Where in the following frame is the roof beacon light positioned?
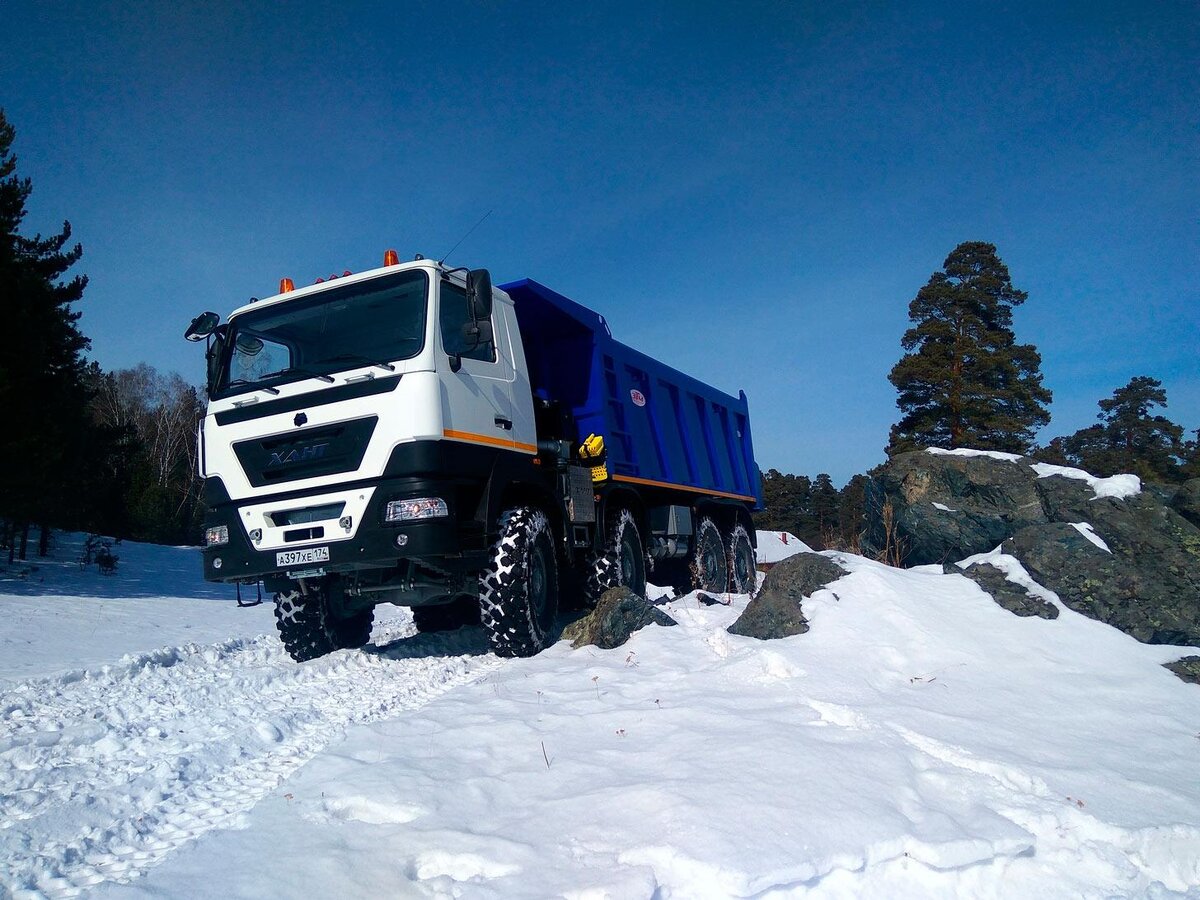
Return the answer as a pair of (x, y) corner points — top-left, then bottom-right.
(384, 249), (399, 267)
(279, 277), (295, 293)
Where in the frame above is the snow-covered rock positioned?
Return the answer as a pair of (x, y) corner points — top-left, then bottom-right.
(728, 551), (845, 639)
(561, 585), (676, 649)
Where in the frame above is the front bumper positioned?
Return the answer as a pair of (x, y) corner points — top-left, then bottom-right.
(201, 475), (468, 583)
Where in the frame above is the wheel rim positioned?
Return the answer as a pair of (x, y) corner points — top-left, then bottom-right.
(700, 526), (727, 591)
(734, 537), (754, 588)
(621, 533), (638, 586)
(703, 541), (722, 584)
(530, 537), (554, 632)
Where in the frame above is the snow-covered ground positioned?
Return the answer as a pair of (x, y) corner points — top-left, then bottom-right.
(755, 530), (813, 564)
(2, 534), (1199, 898)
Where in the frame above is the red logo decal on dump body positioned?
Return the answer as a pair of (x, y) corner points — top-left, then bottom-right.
(630, 389), (646, 407)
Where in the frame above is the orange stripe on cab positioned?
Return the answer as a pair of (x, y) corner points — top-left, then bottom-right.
(443, 429), (537, 454)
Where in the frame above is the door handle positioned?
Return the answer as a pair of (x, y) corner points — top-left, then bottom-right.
(494, 416), (513, 430)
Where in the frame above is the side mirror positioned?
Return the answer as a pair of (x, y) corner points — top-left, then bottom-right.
(466, 269), (493, 320)
(185, 311), (220, 342)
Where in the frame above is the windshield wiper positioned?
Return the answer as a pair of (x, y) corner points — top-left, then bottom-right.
(321, 354), (396, 372)
(226, 379), (280, 395)
(257, 367), (336, 383)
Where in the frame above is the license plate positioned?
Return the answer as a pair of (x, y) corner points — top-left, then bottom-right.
(276, 546), (330, 567)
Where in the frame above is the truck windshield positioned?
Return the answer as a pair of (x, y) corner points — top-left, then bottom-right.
(215, 270), (429, 397)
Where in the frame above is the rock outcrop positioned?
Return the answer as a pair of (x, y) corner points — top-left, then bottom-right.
(951, 561), (1058, 619)
(867, 450), (1200, 646)
(1172, 479), (1200, 529)
(562, 586), (676, 650)
(1004, 503), (1200, 645)
(863, 451), (1046, 566)
(728, 552), (846, 640)
(1165, 656), (1200, 685)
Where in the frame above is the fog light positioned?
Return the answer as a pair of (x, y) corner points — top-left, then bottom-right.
(206, 525), (229, 547)
(248, 528), (262, 544)
(395, 534), (409, 547)
(213, 557), (223, 569)
(385, 497), (448, 522)
(339, 516), (353, 533)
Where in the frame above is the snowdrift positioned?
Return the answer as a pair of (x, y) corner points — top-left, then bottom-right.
(0, 536), (1198, 897)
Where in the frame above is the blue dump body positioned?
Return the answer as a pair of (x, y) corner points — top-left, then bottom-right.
(501, 279), (763, 509)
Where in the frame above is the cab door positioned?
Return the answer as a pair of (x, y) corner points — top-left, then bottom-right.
(437, 279), (518, 450)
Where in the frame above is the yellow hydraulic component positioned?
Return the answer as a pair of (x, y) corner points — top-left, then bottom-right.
(580, 433), (604, 458)
(579, 433), (608, 483)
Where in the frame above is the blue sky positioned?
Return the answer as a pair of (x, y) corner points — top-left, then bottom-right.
(3, 1), (1196, 484)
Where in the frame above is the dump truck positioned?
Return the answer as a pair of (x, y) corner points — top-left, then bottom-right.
(185, 251), (762, 661)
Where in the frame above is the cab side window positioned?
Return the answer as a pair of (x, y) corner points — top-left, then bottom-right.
(440, 281), (496, 363)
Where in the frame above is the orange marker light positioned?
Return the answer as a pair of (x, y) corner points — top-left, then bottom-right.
(279, 277), (295, 293)
(384, 249), (399, 266)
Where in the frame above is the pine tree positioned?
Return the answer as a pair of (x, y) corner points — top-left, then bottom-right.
(1097, 377), (1183, 480)
(0, 109), (94, 555)
(887, 241), (1051, 455)
(836, 474), (868, 547)
(754, 469), (812, 537)
(1182, 430), (1200, 481)
(810, 473), (840, 542)
(1046, 377), (1186, 482)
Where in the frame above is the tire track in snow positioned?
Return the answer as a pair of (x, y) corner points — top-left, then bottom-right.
(0, 619), (501, 898)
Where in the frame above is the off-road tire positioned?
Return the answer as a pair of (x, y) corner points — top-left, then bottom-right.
(726, 522), (757, 594)
(412, 597), (481, 633)
(690, 516), (729, 593)
(479, 507), (560, 657)
(583, 507), (647, 606)
(274, 583), (374, 662)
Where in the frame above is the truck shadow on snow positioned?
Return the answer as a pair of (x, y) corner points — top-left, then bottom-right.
(364, 623), (495, 660)
(363, 612), (576, 661)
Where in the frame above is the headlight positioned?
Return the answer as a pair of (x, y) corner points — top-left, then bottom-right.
(205, 525), (230, 547)
(385, 497), (449, 522)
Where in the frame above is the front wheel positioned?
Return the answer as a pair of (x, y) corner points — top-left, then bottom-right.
(274, 580), (374, 662)
(479, 507), (560, 657)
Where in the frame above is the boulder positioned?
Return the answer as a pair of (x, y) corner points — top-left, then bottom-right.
(1171, 479), (1200, 529)
(951, 561), (1058, 619)
(1004, 515), (1200, 646)
(562, 586), (676, 650)
(728, 552), (846, 639)
(1164, 656), (1200, 685)
(863, 450), (1047, 566)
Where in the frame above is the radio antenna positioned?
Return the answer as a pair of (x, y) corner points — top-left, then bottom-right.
(439, 210), (493, 266)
